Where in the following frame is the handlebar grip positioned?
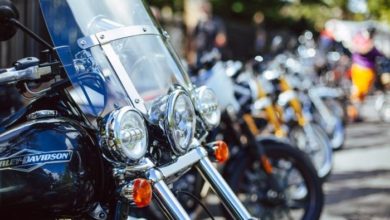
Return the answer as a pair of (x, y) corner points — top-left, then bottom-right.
(0, 69), (6, 74)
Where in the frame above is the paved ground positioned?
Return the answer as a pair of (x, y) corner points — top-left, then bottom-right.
(322, 96), (390, 220)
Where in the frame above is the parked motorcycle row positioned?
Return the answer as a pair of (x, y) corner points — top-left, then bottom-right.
(0, 0), (356, 220)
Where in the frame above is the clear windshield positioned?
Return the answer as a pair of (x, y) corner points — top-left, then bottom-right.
(39, 0), (190, 126)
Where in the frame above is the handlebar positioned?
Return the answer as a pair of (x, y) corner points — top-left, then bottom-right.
(0, 65), (52, 85)
(0, 56), (54, 85)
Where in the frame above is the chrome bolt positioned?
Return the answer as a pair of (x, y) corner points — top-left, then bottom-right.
(134, 99), (140, 104)
(79, 39), (87, 46)
(100, 34), (105, 40)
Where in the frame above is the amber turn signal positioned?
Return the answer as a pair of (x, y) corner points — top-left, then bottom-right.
(214, 140), (230, 163)
(133, 178), (152, 208)
(122, 178), (152, 208)
(261, 155), (273, 174)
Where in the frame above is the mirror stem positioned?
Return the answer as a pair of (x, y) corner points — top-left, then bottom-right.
(9, 18), (55, 52)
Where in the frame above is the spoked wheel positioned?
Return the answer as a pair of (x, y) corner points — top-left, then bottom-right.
(224, 142), (324, 220)
(289, 123), (333, 179)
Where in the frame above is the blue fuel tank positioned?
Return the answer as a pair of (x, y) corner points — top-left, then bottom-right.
(0, 117), (103, 218)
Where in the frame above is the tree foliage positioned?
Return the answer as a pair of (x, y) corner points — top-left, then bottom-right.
(149, 0), (390, 29)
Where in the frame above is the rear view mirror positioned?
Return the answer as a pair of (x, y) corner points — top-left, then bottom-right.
(0, 0), (19, 41)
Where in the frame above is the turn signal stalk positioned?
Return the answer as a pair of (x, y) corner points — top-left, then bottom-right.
(121, 178), (152, 208)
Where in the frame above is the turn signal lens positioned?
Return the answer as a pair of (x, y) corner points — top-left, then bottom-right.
(214, 141), (229, 163)
(261, 155), (273, 174)
(133, 178), (152, 208)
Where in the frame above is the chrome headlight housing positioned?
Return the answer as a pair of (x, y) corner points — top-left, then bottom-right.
(165, 90), (196, 155)
(193, 86), (221, 130)
(104, 106), (148, 162)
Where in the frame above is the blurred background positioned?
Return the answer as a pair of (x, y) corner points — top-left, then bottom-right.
(145, 0), (390, 64)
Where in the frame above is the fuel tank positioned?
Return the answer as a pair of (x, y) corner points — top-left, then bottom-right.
(0, 117), (103, 218)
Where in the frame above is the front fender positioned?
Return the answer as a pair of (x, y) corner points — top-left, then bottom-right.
(256, 135), (291, 146)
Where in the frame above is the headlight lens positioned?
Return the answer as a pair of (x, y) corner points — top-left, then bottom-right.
(194, 86), (221, 129)
(105, 106), (148, 162)
(166, 90), (196, 154)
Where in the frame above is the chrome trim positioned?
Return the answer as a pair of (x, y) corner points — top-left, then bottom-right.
(27, 110), (58, 120)
(97, 25), (159, 45)
(196, 156), (254, 220)
(125, 157), (155, 173)
(158, 147), (207, 179)
(101, 44), (147, 113)
(77, 25), (159, 49)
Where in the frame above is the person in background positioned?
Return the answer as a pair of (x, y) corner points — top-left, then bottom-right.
(349, 27), (383, 121)
(192, 1), (227, 66)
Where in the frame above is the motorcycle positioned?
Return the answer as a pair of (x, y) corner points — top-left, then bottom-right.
(283, 53), (347, 150)
(252, 54), (334, 179)
(0, 0), (254, 219)
(184, 51), (324, 219)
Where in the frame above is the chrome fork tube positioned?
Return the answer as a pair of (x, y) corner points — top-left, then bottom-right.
(196, 156), (254, 220)
(147, 168), (191, 220)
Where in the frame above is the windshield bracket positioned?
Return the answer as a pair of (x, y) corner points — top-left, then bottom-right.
(77, 25), (160, 50)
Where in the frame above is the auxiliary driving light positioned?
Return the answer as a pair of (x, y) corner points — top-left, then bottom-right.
(104, 106), (148, 162)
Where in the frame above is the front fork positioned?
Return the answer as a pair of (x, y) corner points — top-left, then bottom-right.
(146, 147), (254, 220)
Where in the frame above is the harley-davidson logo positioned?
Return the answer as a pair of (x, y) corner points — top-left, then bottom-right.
(0, 149), (73, 172)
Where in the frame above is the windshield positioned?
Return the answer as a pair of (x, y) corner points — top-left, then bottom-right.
(39, 0), (190, 126)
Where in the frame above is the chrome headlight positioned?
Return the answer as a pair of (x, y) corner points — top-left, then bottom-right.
(193, 86), (221, 129)
(165, 90), (196, 155)
(105, 106), (148, 162)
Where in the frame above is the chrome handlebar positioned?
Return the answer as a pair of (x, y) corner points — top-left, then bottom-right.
(0, 65), (52, 85)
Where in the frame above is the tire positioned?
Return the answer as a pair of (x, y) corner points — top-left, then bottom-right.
(223, 141), (324, 220)
(289, 123), (333, 179)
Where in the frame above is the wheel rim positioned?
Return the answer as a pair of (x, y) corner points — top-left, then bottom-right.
(237, 157), (310, 219)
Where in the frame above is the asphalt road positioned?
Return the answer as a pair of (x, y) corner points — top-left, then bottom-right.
(322, 96), (390, 220)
